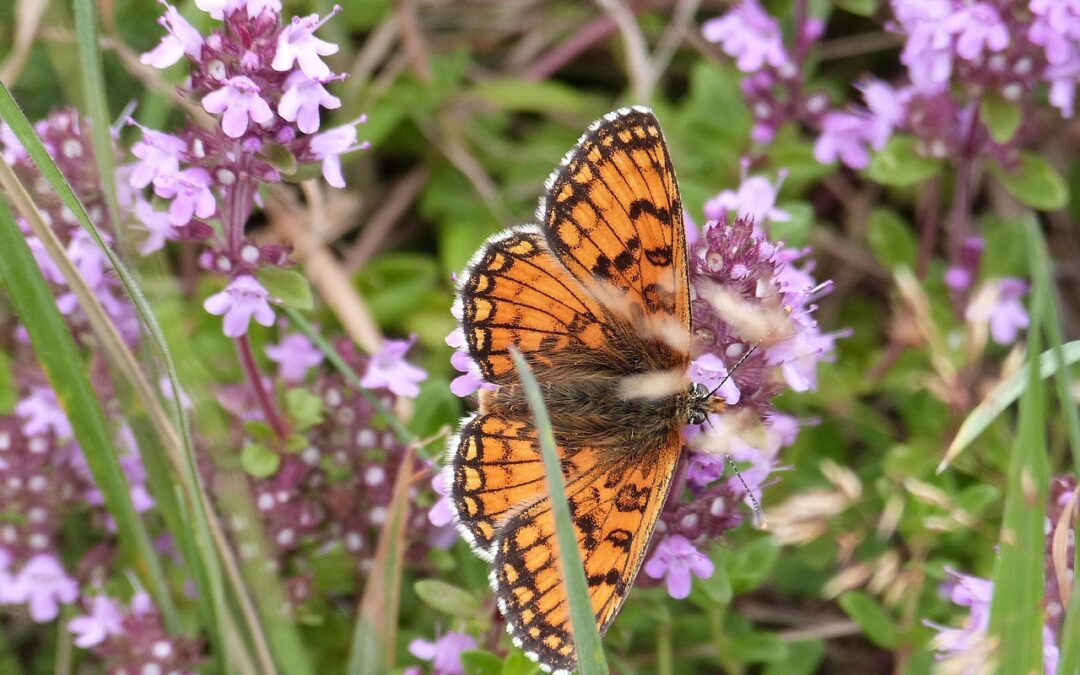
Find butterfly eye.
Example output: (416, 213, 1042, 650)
(688, 409, 707, 425)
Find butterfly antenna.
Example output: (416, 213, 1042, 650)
(707, 343, 760, 398)
(727, 455, 766, 529)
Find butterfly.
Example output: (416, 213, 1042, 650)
(448, 106, 717, 674)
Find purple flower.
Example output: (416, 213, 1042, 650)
(891, 0, 955, 92)
(702, 0, 789, 74)
(859, 78, 908, 140)
(153, 167, 216, 226)
(272, 11, 340, 80)
(427, 470, 455, 528)
(643, 534, 715, 599)
(986, 278, 1029, 345)
(68, 595, 125, 648)
(688, 353, 741, 405)
(16, 386, 72, 439)
(278, 72, 341, 134)
(203, 275, 276, 338)
(27, 236, 66, 285)
(7, 554, 79, 622)
(202, 76, 275, 138)
(813, 111, 881, 169)
(361, 336, 428, 398)
(140, 3, 203, 69)
(704, 164, 789, 225)
(765, 329, 838, 392)
(408, 631, 477, 675)
(265, 332, 324, 383)
(308, 116, 370, 188)
(128, 127, 185, 190)
(66, 230, 109, 288)
(944, 3, 1008, 61)
(446, 328, 493, 397)
(134, 199, 179, 255)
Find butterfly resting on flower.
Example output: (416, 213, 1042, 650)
(447, 107, 730, 674)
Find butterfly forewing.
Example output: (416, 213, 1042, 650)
(542, 106, 690, 353)
(454, 226, 610, 382)
(449, 107, 691, 674)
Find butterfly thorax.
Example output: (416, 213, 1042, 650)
(480, 359, 694, 469)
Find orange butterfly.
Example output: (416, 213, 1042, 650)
(448, 107, 716, 673)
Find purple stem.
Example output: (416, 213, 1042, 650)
(221, 150, 288, 441)
(237, 332, 289, 440)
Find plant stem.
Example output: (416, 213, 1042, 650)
(236, 333, 288, 440)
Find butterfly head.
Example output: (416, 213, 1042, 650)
(687, 382, 727, 425)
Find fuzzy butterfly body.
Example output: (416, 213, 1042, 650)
(449, 107, 708, 674)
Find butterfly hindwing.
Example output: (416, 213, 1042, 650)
(542, 107, 690, 344)
(455, 226, 609, 383)
(450, 413, 601, 558)
(491, 436, 683, 674)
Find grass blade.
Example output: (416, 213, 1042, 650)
(348, 446, 414, 675)
(510, 348, 609, 675)
(0, 195, 173, 619)
(1029, 219, 1080, 673)
(937, 340, 1080, 473)
(987, 220, 1050, 674)
(72, 0, 122, 249)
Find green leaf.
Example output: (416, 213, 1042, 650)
(939, 340, 1080, 471)
(408, 379, 460, 441)
(511, 350, 608, 674)
(762, 640, 826, 675)
(243, 420, 276, 442)
(413, 579, 483, 618)
(727, 632, 789, 662)
(285, 388, 324, 430)
(460, 650, 504, 675)
(989, 152, 1069, 211)
(263, 142, 299, 175)
(472, 78, 588, 114)
(980, 95, 1022, 144)
(258, 266, 314, 310)
(241, 442, 281, 478)
(865, 136, 942, 187)
(866, 208, 917, 271)
(835, 0, 878, 16)
(0, 351, 15, 413)
(728, 536, 779, 593)
(988, 219, 1049, 675)
(502, 650, 541, 675)
(838, 591, 901, 648)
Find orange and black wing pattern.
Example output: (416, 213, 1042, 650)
(453, 225, 610, 383)
(448, 107, 690, 675)
(491, 436, 682, 673)
(541, 106, 689, 350)
(450, 413, 601, 558)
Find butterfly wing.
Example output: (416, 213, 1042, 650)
(450, 413, 602, 558)
(541, 106, 690, 349)
(450, 107, 691, 674)
(454, 225, 610, 383)
(491, 435, 682, 674)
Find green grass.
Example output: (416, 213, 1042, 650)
(511, 348, 609, 675)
